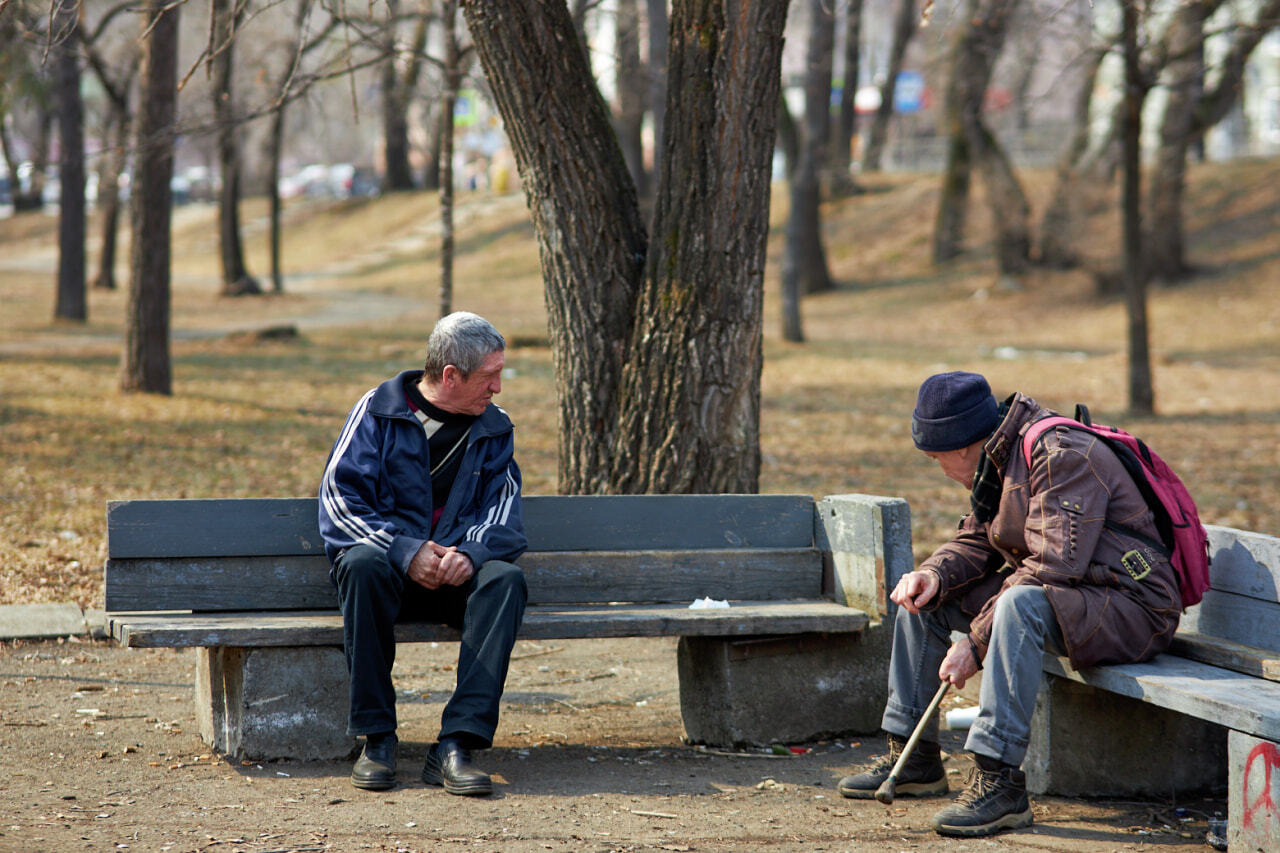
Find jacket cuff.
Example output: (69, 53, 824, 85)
(457, 541, 490, 571)
(388, 536, 426, 575)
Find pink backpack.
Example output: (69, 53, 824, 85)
(1021, 406, 1211, 610)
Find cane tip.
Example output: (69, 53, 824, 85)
(874, 782, 895, 805)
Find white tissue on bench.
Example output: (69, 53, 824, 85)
(689, 597, 730, 609)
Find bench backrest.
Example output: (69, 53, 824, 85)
(104, 495, 824, 613)
(1182, 525, 1280, 652)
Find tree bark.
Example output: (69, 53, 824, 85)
(1121, 0, 1153, 415)
(830, 0, 863, 195)
(53, 0, 87, 322)
(381, 0, 415, 191)
(466, 0, 785, 495)
(122, 0, 178, 395)
(608, 0, 786, 493)
(863, 0, 916, 173)
(465, 0, 647, 495)
(212, 0, 261, 296)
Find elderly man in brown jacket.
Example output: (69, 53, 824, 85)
(838, 371, 1182, 838)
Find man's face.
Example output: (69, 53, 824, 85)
(439, 349, 505, 416)
(923, 443, 983, 487)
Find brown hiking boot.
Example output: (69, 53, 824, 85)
(837, 733, 948, 799)
(931, 760, 1033, 837)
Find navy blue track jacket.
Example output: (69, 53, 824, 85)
(318, 370, 527, 574)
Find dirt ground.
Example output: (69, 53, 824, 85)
(0, 635, 1226, 853)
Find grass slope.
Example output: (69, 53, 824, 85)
(1, 160, 1277, 608)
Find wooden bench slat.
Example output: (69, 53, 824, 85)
(1179, 589, 1280, 652)
(107, 495, 818, 559)
(108, 601, 868, 648)
(1042, 654, 1280, 741)
(1168, 631, 1280, 683)
(105, 548, 824, 612)
(1207, 524, 1280, 602)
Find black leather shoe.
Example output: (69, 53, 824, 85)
(422, 738, 493, 796)
(350, 733, 397, 791)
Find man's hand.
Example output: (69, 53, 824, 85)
(889, 569, 940, 614)
(939, 637, 982, 689)
(407, 542, 475, 590)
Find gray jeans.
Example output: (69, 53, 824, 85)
(881, 584, 1066, 767)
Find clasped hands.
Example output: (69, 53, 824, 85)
(890, 568, 985, 690)
(408, 540, 474, 590)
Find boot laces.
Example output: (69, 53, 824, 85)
(955, 767, 1003, 807)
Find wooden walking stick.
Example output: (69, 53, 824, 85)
(874, 681, 951, 804)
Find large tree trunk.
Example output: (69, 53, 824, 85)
(122, 0, 178, 395)
(212, 0, 260, 296)
(465, 0, 648, 495)
(829, 0, 863, 195)
(608, 0, 786, 494)
(862, 0, 916, 173)
(782, 0, 835, 316)
(1121, 0, 1153, 415)
(466, 0, 785, 495)
(53, 0, 87, 322)
(615, 0, 648, 199)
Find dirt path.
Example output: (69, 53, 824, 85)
(1, 636, 1224, 852)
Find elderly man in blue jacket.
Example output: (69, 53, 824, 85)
(319, 311, 528, 796)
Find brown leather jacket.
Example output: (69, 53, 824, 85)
(921, 393, 1182, 669)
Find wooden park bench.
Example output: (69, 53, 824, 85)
(1027, 524, 1280, 849)
(104, 493, 911, 762)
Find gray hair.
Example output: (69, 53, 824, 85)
(423, 312, 505, 381)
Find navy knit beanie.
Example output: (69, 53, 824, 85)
(911, 371, 1000, 452)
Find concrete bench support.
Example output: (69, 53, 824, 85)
(677, 630, 887, 746)
(197, 646, 356, 760)
(1229, 730, 1280, 850)
(1025, 674, 1227, 797)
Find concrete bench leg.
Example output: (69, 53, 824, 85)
(196, 646, 357, 761)
(1229, 730, 1280, 850)
(1025, 674, 1227, 797)
(676, 629, 888, 747)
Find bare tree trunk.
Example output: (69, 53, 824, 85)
(439, 0, 458, 319)
(268, 102, 287, 293)
(212, 0, 261, 296)
(94, 107, 130, 290)
(863, 0, 916, 173)
(608, 0, 786, 494)
(783, 0, 835, 309)
(1037, 45, 1104, 269)
(830, 0, 863, 195)
(615, 0, 648, 199)
(381, 0, 415, 191)
(465, 0, 647, 494)
(122, 0, 178, 395)
(776, 91, 799, 179)
(646, 0, 668, 182)
(466, 0, 785, 495)
(422, 101, 443, 190)
(53, 0, 87, 322)
(1121, 0, 1153, 415)
(1147, 0, 1280, 282)
(932, 0, 1029, 279)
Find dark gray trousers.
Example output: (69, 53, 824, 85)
(332, 544, 527, 745)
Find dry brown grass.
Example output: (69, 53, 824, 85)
(2, 159, 1277, 609)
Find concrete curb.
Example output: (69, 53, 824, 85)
(0, 603, 108, 641)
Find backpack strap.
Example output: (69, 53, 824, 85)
(1020, 415, 1082, 467)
